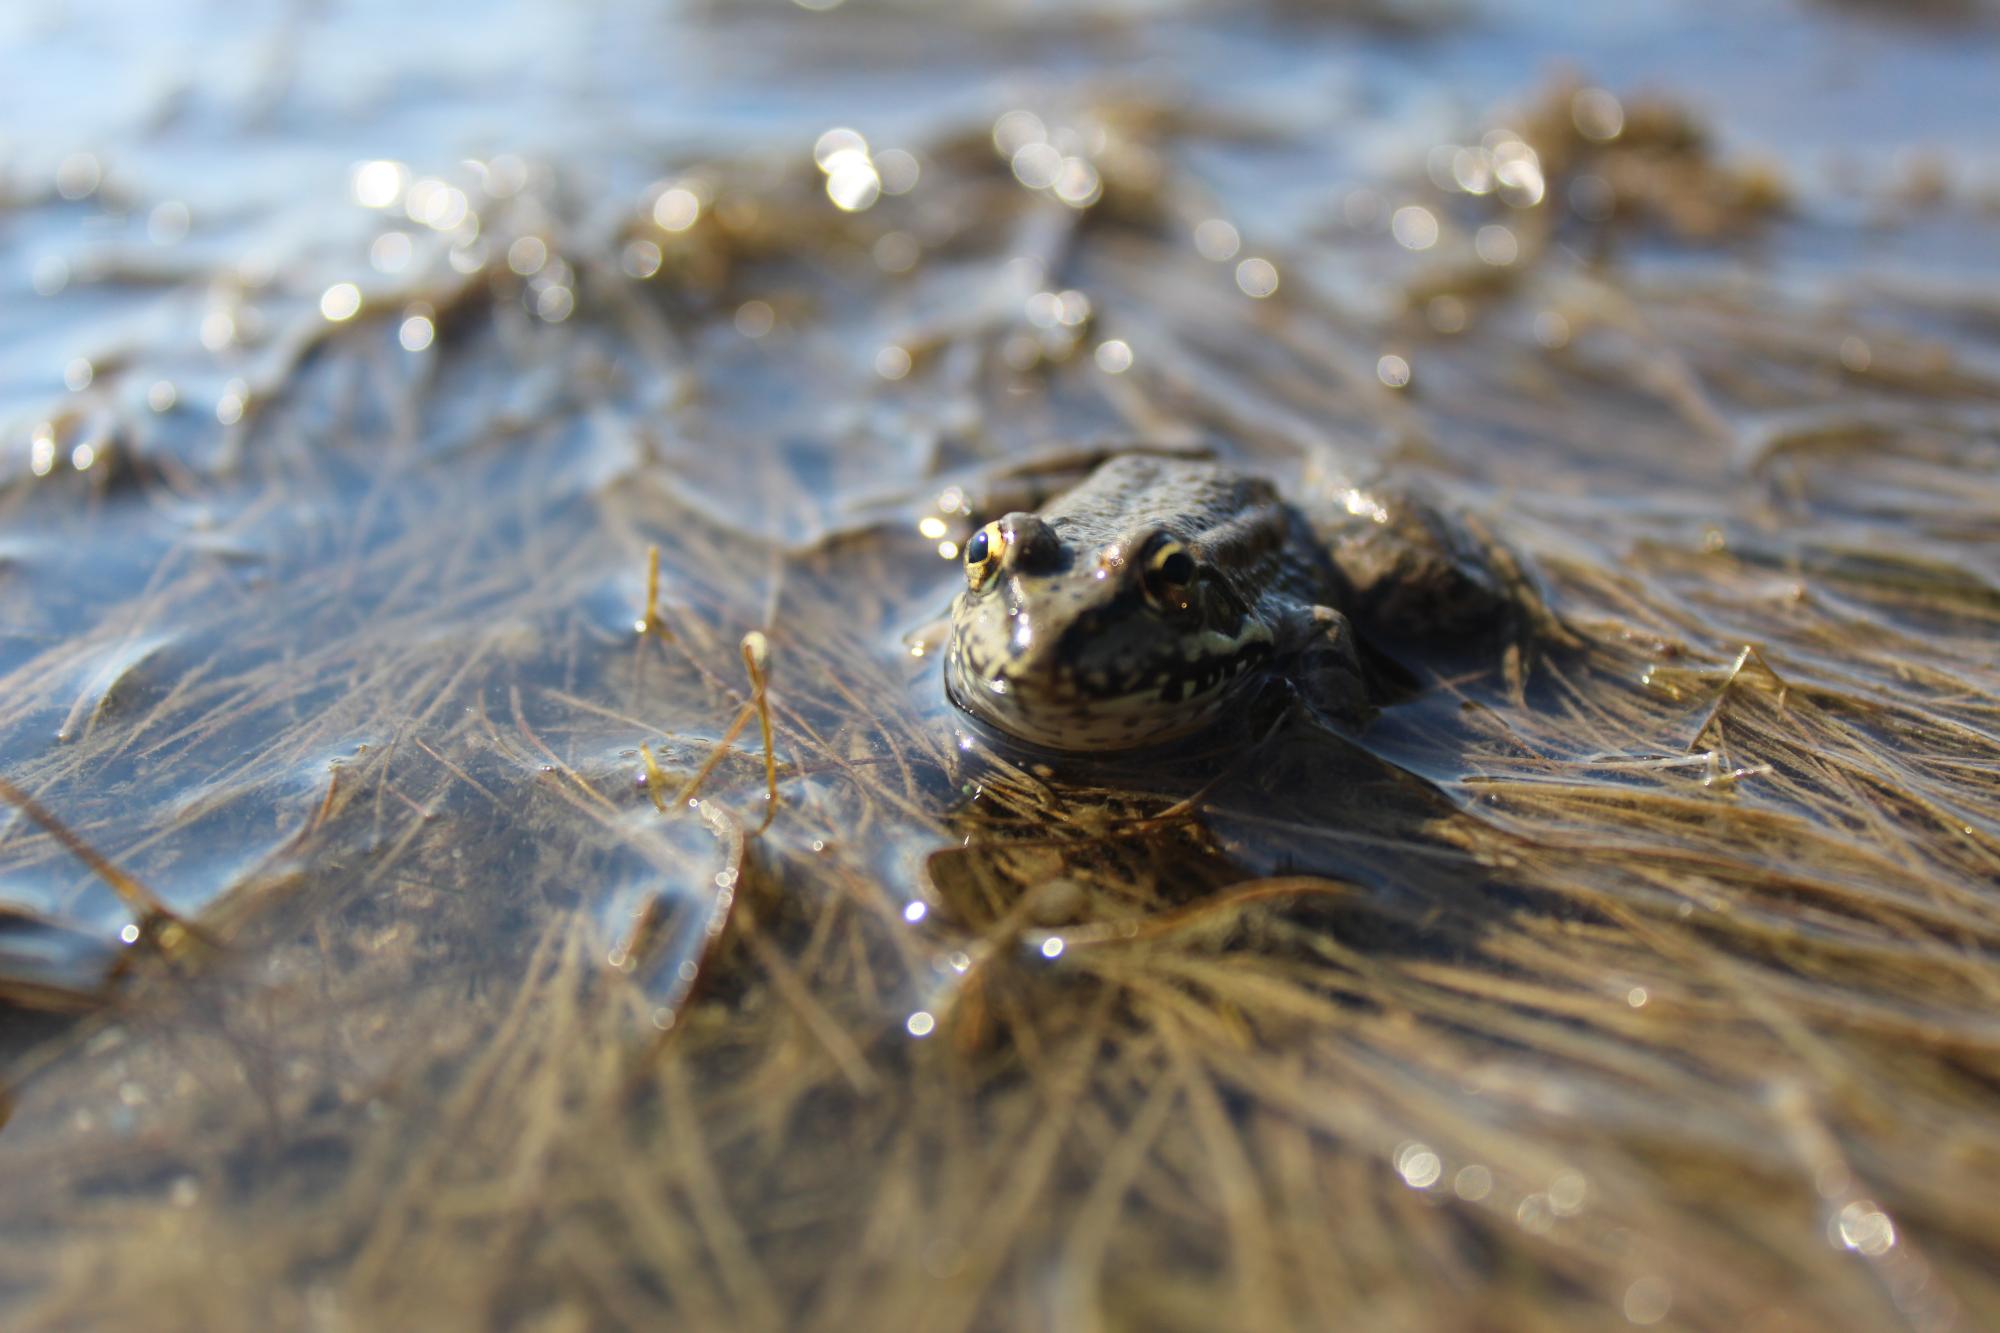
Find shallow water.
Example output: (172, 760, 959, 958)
(3, 0, 2000, 1329)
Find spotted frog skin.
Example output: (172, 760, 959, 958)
(942, 454, 1506, 751)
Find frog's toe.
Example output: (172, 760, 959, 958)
(1296, 606, 1374, 727)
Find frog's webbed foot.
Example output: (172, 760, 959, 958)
(1294, 605, 1374, 728)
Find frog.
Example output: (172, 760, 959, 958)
(940, 453, 1514, 751)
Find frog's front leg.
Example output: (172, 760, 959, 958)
(1313, 486, 1512, 647)
(1292, 605, 1374, 726)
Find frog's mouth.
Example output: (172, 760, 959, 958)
(944, 621, 1275, 752)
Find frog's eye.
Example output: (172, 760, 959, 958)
(1142, 540, 1197, 610)
(964, 521, 1004, 590)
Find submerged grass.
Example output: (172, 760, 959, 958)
(1, 71, 1998, 1333)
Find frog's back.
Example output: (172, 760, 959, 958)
(1041, 455, 1283, 546)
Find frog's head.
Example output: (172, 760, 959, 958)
(943, 509, 1275, 751)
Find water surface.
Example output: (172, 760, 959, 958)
(2, 1, 1999, 1328)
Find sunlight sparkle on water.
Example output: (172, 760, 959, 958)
(734, 301, 774, 338)
(200, 311, 236, 351)
(1394, 1142, 1442, 1189)
(1548, 1170, 1588, 1216)
(1835, 1200, 1896, 1255)
(1452, 147, 1495, 195)
(1392, 205, 1439, 250)
(653, 186, 700, 232)
(1516, 1193, 1555, 1234)
(507, 236, 548, 276)
(1572, 87, 1626, 143)
(1095, 339, 1133, 374)
(1341, 488, 1390, 523)
(352, 160, 408, 209)
(1491, 136, 1546, 207)
(370, 232, 412, 273)
(1235, 258, 1278, 298)
(406, 178, 469, 231)
(875, 149, 920, 195)
(814, 129, 867, 169)
(815, 128, 881, 212)
(1476, 224, 1520, 266)
(875, 345, 911, 380)
(1052, 158, 1102, 208)
(993, 110, 1045, 156)
(320, 283, 362, 322)
(399, 314, 435, 352)
(536, 285, 574, 323)
(1194, 218, 1240, 261)
(217, 380, 248, 425)
(622, 240, 663, 278)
